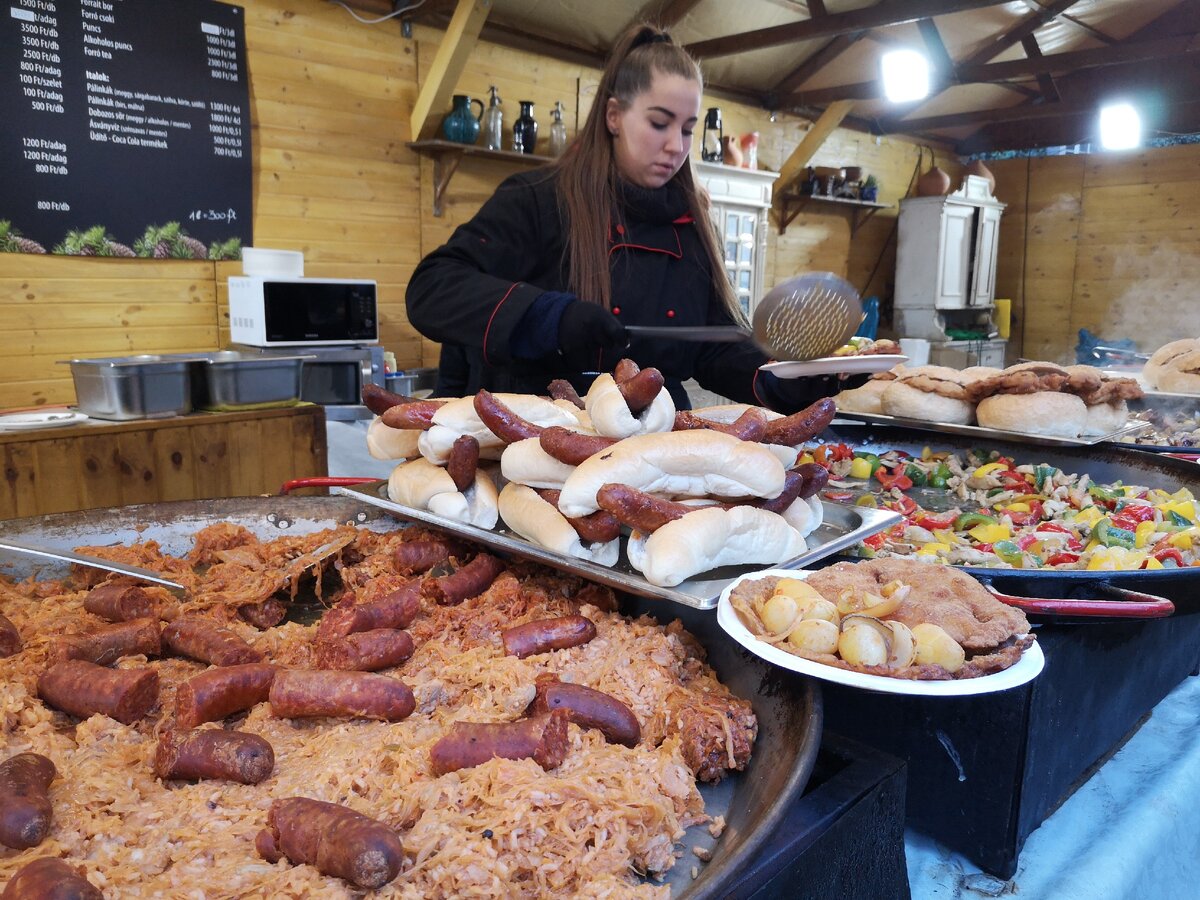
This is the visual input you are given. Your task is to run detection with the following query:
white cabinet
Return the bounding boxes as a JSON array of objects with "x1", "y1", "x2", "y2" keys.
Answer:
[{"x1": 692, "y1": 160, "x2": 778, "y2": 319}]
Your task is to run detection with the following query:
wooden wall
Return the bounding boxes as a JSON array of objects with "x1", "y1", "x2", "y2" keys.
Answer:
[{"x1": 992, "y1": 142, "x2": 1200, "y2": 364}]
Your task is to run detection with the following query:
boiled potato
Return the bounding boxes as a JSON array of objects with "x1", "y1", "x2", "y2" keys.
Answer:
[
  {"x1": 837, "y1": 621, "x2": 890, "y2": 667},
  {"x1": 801, "y1": 597, "x2": 840, "y2": 627},
  {"x1": 773, "y1": 579, "x2": 827, "y2": 607},
  {"x1": 761, "y1": 592, "x2": 801, "y2": 634},
  {"x1": 786, "y1": 618, "x2": 839, "y2": 655},
  {"x1": 887, "y1": 621, "x2": 916, "y2": 668},
  {"x1": 911, "y1": 623, "x2": 966, "y2": 673}
]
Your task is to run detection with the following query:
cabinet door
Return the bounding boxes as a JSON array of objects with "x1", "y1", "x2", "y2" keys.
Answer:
[
  {"x1": 971, "y1": 205, "x2": 1003, "y2": 307},
  {"x1": 934, "y1": 204, "x2": 975, "y2": 309},
  {"x1": 718, "y1": 205, "x2": 758, "y2": 318}
]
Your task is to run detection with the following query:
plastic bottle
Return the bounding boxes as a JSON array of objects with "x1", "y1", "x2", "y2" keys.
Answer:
[
  {"x1": 481, "y1": 86, "x2": 503, "y2": 151},
  {"x1": 548, "y1": 101, "x2": 568, "y2": 157}
]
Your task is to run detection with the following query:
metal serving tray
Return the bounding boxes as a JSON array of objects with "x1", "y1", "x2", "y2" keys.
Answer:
[
  {"x1": 187, "y1": 350, "x2": 309, "y2": 408},
  {"x1": 334, "y1": 479, "x2": 900, "y2": 609},
  {"x1": 833, "y1": 411, "x2": 1149, "y2": 447},
  {"x1": 65, "y1": 355, "x2": 197, "y2": 420}
]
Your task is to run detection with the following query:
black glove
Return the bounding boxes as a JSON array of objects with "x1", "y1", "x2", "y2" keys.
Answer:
[{"x1": 557, "y1": 301, "x2": 628, "y2": 371}]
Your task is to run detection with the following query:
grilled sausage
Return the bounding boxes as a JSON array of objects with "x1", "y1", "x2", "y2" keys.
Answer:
[
  {"x1": 269, "y1": 669, "x2": 415, "y2": 722},
  {"x1": 315, "y1": 629, "x2": 415, "y2": 672},
  {"x1": 422, "y1": 552, "x2": 506, "y2": 606},
  {"x1": 429, "y1": 710, "x2": 570, "y2": 775},
  {"x1": 163, "y1": 616, "x2": 264, "y2": 666},
  {"x1": 37, "y1": 660, "x2": 159, "y2": 725},
  {"x1": 762, "y1": 397, "x2": 837, "y2": 446},
  {"x1": 531, "y1": 677, "x2": 640, "y2": 747},
  {"x1": 547, "y1": 379, "x2": 585, "y2": 409},
  {"x1": 501, "y1": 615, "x2": 597, "y2": 659},
  {"x1": 174, "y1": 663, "x2": 278, "y2": 729},
  {"x1": 362, "y1": 382, "x2": 417, "y2": 416},
  {"x1": 393, "y1": 538, "x2": 458, "y2": 574},
  {"x1": 538, "y1": 426, "x2": 619, "y2": 465},
  {"x1": 473, "y1": 389, "x2": 544, "y2": 442},
  {"x1": 83, "y1": 582, "x2": 165, "y2": 622},
  {"x1": 613, "y1": 358, "x2": 640, "y2": 383},
  {"x1": 1, "y1": 857, "x2": 103, "y2": 900},
  {"x1": 673, "y1": 408, "x2": 768, "y2": 442},
  {"x1": 753, "y1": 468, "x2": 807, "y2": 515},
  {"x1": 596, "y1": 483, "x2": 696, "y2": 533},
  {"x1": 0, "y1": 752, "x2": 56, "y2": 850},
  {"x1": 49, "y1": 617, "x2": 161, "y2": 666},
  {"x1": 316, "y1": 580, "x2": 421, "y2": 642},
  {"x1": 617, "y1": 367, "x2": 665, "y2": 415},
  {"x1": 256, "y1": 797, "x2": 403, "y2": 889},
  {"x1": 238, "y1": 597, "x2": 287, "y2": 630},
  {"x1": 154, "y1": 729, "x2": 274, "y2": 784},
  {"x1": 536, "y1": 489, "x2": 621, "y2": 543},
  {"x1": 380, "y1": 400, "x2": 444, "y2": 430},
  {"x1": 0, "y1": 612, "x2": 21, "y2": 658},
  {"x1": 446, "y1": 434, "x2": 480, "y2": 492},
  {"x1": 794, "y1": 461, "x2": 829, "y2": 499}
]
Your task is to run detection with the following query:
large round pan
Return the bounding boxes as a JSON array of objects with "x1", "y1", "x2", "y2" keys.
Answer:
[
  {"x1": 824, "y1": 422, "x2": 1200, "y2": 611},
  {"x1": 0, "y1": 496, "x2": 821, "y2": 899}
]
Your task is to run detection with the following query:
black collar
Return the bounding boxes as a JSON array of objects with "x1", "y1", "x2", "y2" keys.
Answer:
[{"x1": 614, "y1": 177, "x2": 689, "y2": 225}]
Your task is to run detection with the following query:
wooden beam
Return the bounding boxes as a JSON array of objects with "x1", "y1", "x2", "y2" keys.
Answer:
[
  {"x1": 770, "y1": 33, "x2": 864, "y2": 101},
  {"x1": 917, "y1": 19, "x2": 957, "y2": 84},
  {"x1": 684, "y1": 0, "x2": 1013, "y2": 60},
  {"x1": 773, "y1": 100, "x2": 856, "y2": 199},
  {"x1": 1059, "y1": 12, "x2": 1117, "y2": 45},
  {"x1": 958, "y1": 0, "x2": 1081, "y2": 67},
  {"x1": 1021, "y1": 35, "x2": 1060, "y2": 103},
  {"x1": 409, "y1": 0, "x2": 492, "y2": 142}
]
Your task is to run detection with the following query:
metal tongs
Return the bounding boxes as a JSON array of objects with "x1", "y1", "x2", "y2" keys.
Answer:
[{"x1": 0, "y1": 537, "x2": 186, "y2": 595}]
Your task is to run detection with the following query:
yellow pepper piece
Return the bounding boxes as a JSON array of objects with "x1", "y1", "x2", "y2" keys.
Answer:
[
  {"x1": 933, "y1": 529, "x2": 957, "y2": 544},
  {"x1": 1087, "y1": 549, "x2": 1117, "y2": 571},
  {"x1": 1164, "y1": 500, "x2": 1196, "y2": 522},
  {"x1": 798, "y1": 453, "x2": 815, "y2": 465},
  {"x1": 1003, "y1": 502, "x2": 1031, "y2": 513},
  {"x1": 968, "y1": 522, "x2": 1012, "y2": 544},
  {"x1": 1169, "y1": 530, "x2": 1194, "y2": 551},
  {"x1": 848, "y1": 457, "x2": 874, "y2": 480},
  {"x1": 1171, "y1": 488, "x2": 1195, "y2": 502},
  {"x1": 1144, "y1": 557, "x2": 1165, "y2": 570},
  {"x1": 1073, "y1": 507, "x2": 1104, "y2": 527},
  {"x1": 922, "y1": 446, "x2": 933, "y2": 461},
  {"x1": 1085, "y1": 538, "x2": 1101, "y2": 552},
  {"x1": 1135, "y1": 520, "x2": 1157, "y2": 549},
  {"x1": 1148, "y1": 489, "x2": 1171, "y2": 504},
  {"x1": 973, "y1": 462, "x2": 1008, "y2": 478},
  {"x1": 916, "y1": 542, "x2": 951, "y2": 556}
]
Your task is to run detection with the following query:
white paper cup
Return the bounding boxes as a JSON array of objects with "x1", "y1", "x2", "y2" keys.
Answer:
[{"x1": 899, "y1": 338, "x2": 930, "y2": 366}]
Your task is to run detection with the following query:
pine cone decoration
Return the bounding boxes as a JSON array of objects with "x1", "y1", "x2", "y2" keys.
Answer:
[
  {"x1": 182, "y1": 236, "x2": 208, "y2": 259},
  {"x1": 153, "y1": 240, "x2": 171, "y2": 259},
  {"x1": 107, "y1": 241, "x2": 135, "y2": 258},
  {"x1": 13, "y1": 237, "x2": 46, "y2": 254},
  {"x1": 79, "y1": 246, "x2": 96, "y2": 256}
]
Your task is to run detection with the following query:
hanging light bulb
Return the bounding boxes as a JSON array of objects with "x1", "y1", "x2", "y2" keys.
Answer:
[
  {"x1": 1099, "y1": 102, "x2": 1141, "y2": 151},
  {"x1": 880, "y1": 49, "x2": 930, "y2": 103}
]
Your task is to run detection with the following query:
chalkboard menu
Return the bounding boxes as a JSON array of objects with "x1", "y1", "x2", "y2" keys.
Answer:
[{"x1": 0, "y1": 0, "x2": 251, "y2": 258}]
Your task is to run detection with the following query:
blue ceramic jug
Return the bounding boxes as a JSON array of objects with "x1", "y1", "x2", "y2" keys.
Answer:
[{"x1": 442, "y1": 95, "x2": 484, "y2": 144}]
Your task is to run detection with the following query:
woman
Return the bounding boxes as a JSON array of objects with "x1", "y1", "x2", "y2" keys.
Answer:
[{"x1": 407, "y1": 22, "x2": 855, "y2": 411}]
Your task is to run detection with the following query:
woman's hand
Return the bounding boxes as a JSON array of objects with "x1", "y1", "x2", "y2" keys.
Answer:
[{"x1": 558, "y1": 301, "x2": 628, "y2": 370}]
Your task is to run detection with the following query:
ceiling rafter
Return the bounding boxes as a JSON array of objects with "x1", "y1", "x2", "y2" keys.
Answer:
[
  {"x1": 958, "y1": 0, "x2": 1081, "y2": 67},
  {"x1": 1021, "y1": 35, "x2": 1060, "y2": 103}
]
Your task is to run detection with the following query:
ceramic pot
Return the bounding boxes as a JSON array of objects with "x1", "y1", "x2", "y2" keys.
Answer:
[
  {"x1": 916, "y1": 165, "x2": 951, "y2": 197},
  {"x1": 441, "y1": 94, "x2": 484, "y2": 145},
  {"x1": 843, "y1": 166, "x2": 863, "y2": 183},
  {"x1": 965, "y1": 159, "x2": 996, "y2": 194},
  {"x1": 721, "y1": 135, "x2": 743, "y2": 167}
]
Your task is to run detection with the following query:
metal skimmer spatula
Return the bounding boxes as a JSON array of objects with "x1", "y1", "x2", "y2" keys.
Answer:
[{"x1": 752, "y1": 272, "x2": 864, "y2": 361}]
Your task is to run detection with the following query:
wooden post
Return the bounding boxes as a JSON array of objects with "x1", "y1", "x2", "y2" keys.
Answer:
[
  {"x1": 410, "y1": 0, "x2": 492, "y2": 141},
  {"x1": 773, "y1": 100, "x2": 856, "y2": 200}
]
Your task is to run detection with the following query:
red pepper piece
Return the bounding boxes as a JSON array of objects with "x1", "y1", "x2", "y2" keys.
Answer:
[
  {"x1": 916, "y1": 511, "x2": 958, "y2": 531},
  {"x1": 1154, "y1": 548, "x2": 1185, "y2": 567},
  {"x1": 1045, "y1": 552, "x2": 1081, "y2": 566}
]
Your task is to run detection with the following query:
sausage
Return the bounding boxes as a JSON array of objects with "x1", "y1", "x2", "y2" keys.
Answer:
[
  {"x1": 794, "y1": 461, "x2": 829, "y2": 499},
  {"x1": 238, "y1": 597, "x2": 287, "y2": 630},
  {"x1": 0, "y1": 752, "x2": 56, "y2": 850},
  {"x1": 162, "y1": 616, "x2": 264, "y2": 666},
  {"x1": 473, "y1": 389, "x2": 543, "y2": 442},
  {"x1": 0, "y1": 612, "x2": 21, "y2": 658},
  {"x1": 430, "y1": 710, "x2": 570, "y2": 775},
  {"x1": 531, "y1": 677, "x2": 640, "y2": 748},
  {"x1": 49, "y1": 618, "x2": 161, "y2": 666},
  {"x1": 256, "y1": 797, "x2": 403, "y2": 889},
  {"x1": 174, "y1": 663, "x2": 278, "y2": 729},
  {"x1": 547, "y1": 379, "x2": 585, "y2": 409},
  {"x1": 269, "y1": 669, "x2": 415, "y2": 721},
  {"x1": 380, "y1": 399, "x2": 444, "y2": 430},
  {"x1": 315, "y1": 629, "x2": 415, "y2": 672},
  {"x1": 613, "y1": 358, "x2": 640, "y2": 383},
  {"x1": 573, "y1": 582, "x2": 619, "y2": 613},
  {"x1": 538, "y1": 426, "x2": 619, "y2": 466},
  {"x1": 446, "y1": 434, "x2": 480, "y2": 492},
  {"x1": 37, "y1": 660, "x2": 159, "y2": 725},
  {"x1": 595, "y1": 483, "x2": 696, "y2": 532},
  {"x1": 421, "y1": 552, "x2": 506, "y2": 606},
  {"x1": 753, "y1": 468, "x2": 807, "y2": 515},
  {"x1": 617, "y1": 367, "x2": 665, "y2": 415},
  {"x1": 536, "y1": 489, "x2": 621, "y2": 543},
  {"x1": 0, "y1": 857, "x2": 103, "y2": 900},
  {"x1": 501, "y1": 615, "x2": 597, "y2": 659},
  {"x1": 362, "y1": 382, "x2": 417, "y2": 416},
  {"x1": 154, "y1": 729, "x2": 274, "y2": 784},
  {"x1": 762, "y1": 397, "x2": 837, "y2": 446},
  {"x1": 393, "y1": 538, "x2": 458, "y2": 574},
  {"x1": 316, "y1": 580, "x2": 421, "y2": 642},
  {"x1": 82, "y1": 582, "x2": 164, "y2": 622},
  {"x1": 673, "y1": 408, "x2": 768, "y2": 442}
]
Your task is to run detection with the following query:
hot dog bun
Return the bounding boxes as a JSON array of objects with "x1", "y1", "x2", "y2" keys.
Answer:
[
  {"x1": 367, "y1": 417, "x2": 421, "y2": 460},
  {"x1": 500, "y1": 438, "x2": 577, "y2": 489},
  {"x1": 419, "y1": 394, "x2": 582, "y2": 464},
  {"x1": 626, "y1": 506, "x2": 807, "y2": 587},
  {"x1": 498, "y1": 483, "x2": 619, "y2": 566},
  {"x1": 558, "y1": 430, "x2": 787, "y2": 518},
  {"x1": 586, "y1": 373, "x2": 676, "y2": 439},
  {"x1": 684, "y1": 404, "x2": 798, "y2": 466},
  {"x1": 781, "y1": 493, "x2": 824, "y2": 537},
  {"x1": 387, "y1": 458, "x2": 498, "y2": 528}
]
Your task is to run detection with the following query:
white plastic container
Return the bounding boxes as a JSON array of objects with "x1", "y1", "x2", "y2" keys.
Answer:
[{"x1": 241, "y1": 247, "x2": 304, "y2": 278}]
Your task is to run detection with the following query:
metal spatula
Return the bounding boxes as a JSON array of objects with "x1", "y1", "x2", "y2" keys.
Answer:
[{"x1": 752, "y1": 273, "x2": 863, "y2": 361}]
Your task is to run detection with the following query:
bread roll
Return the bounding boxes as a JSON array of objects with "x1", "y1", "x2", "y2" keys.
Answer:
[
  {"x1": 1155, "y1": 349, "x2": 1200, "y2": 394},
  {"x1": 498, "y1": 483, "x2": 618, "y2": 566},
  {"x1": 1143, "y1": 338, "x2": 1200, "y2": 389},
  {"x1": 835, "y1": 379, "x2": 889, "y2": 414},
  {"x1": 781, "y1": 493, "x2": 824, "y2": 538},
  {"x1": 500, "y1": 438, "x2": 577, "y2": 489},
  {"x1": 585, "y1": 373, "x2": 676, "y2": 439},
  {"x1": 418, "y1": 394, "x2": 581, "y2": 464},
  {"x1": 367, "y1": 417, "x2": 421, "y2": 460},
  {"x1": 976, "y1": 392, "x2": 1087, "y2": 438},
  {"x1": 880, "y1": 382, "x2": 974, "y2": 425},
  {"x1": 387, "y1": 458, "x2": 499, "y2": 528},
  {"x1": 1082, "y1": 400, "x2": 1129, "y2": 437}
]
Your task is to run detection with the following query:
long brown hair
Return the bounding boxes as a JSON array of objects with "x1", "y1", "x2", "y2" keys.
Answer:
[{"x1": 552, "y1": 23, "x2": 743, "y2": 324}]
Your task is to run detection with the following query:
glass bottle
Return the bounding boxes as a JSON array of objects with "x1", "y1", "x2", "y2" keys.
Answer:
[
  {"x1": 548, "y1": 101, "x2": 567, "y2": 157},
  {"x1": 513, "y1": 100, "x2": 538, "y2": 155},
  {"x1": 701, "y1": 107, "x2": 723, "y2": 162},
  {"x1": 481, "y1": 85, "x2": 504, "y2": 151}
]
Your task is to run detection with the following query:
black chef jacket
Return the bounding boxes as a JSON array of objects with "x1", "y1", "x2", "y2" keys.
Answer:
[{"x1": 406, "y1": 167, "x2": 845, "y2": 411}]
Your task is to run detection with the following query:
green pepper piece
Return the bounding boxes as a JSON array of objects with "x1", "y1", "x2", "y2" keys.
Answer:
[
  {"x1": 856, "y1": 546, "x2": 877, "y2": 559},
  {"x1": 992, "y1": 540, "x2": 1023, "y2": 566},
  {"x1": 904, "y1": 464, "x2": 928, "y2": 486},
  {"x1": 855, "y1": 494, "x2": 879, "y2": 508},
  {"x1": 1094, "y1": 518, "x2": 1136, "y2": 549},
  {"x1": 851, "y1": 451, "x2": 883, "y2": 474},
  {"x1": 954, "y1": 512, "x2": 999, "y2": 531},
  {"x1": 1034, "y1": 465, "x2": 1058, "y2": 493},
  {"x1": 1088, "y1": 484, "x2": 1120, "y2": 502},
  {"x1": 930, "y1": 474, "x2": 948, "y2": 489},
  {"x1": 1168, "y1": 510, "x2": 1191, "y2": 527}
]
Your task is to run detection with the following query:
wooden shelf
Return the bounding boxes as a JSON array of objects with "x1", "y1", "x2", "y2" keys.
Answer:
[
  {"x1": 407, "y1": 139, "x2": 555, "y2": 216},
  {"x1": 777, "y1": 192, "x2": 891, "y2": 236}
]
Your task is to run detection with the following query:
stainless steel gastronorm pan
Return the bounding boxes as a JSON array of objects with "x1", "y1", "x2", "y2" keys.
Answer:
[{"x1": 65, "y1": 355, "x2": 195, "y2": 420}]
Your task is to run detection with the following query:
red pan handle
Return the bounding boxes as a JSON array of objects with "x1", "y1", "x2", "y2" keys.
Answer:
[
  {"x1": 1166, "y1": 452, "x2": 1200, "y2": 462},
  {"x1": 985, "y1": 583, "x2": 1175, "y2": 619},
  {"x1": 279, "y1": 476, "x2": 378, "y2": 495}
]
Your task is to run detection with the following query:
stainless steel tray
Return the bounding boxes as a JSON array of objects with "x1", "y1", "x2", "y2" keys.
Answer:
[
  {"x1": 64, "y1": 355, "x2": 198, "y2": 420},
  {"x1": 832, "y1": 411, "x2": 1149, "y2": 447},
  {"x1": 334, "y1": 480, "x2": 901, "y2": 609}
]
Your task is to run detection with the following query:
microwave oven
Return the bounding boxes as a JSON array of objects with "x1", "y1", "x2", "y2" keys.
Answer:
[
  {"x1": 229, "y1": 276, "x2": 378, "y2": 346},
  {"x1": 234, "y1": 344, "x2": 385, "y2": 420}
]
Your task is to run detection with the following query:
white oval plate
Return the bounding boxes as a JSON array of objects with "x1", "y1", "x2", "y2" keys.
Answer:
[
  {"x1": 761, "y1": 354, "x2": 908, "y2": 379},
  {"x1": 0, "y1": 411, "x2": 90, "y2": 431},
  {"x1": 716, "y1": 568, "x2": 1044, "y2": 696}
]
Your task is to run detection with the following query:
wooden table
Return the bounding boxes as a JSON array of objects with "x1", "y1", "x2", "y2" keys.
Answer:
[{"x1": 0, "y1": 405, "x2": 327, "y2": 520}]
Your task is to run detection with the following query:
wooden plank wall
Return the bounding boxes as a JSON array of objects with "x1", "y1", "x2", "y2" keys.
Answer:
[{"x1": 991, "y1": 143, "x2": 1200, "y2": 364}]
